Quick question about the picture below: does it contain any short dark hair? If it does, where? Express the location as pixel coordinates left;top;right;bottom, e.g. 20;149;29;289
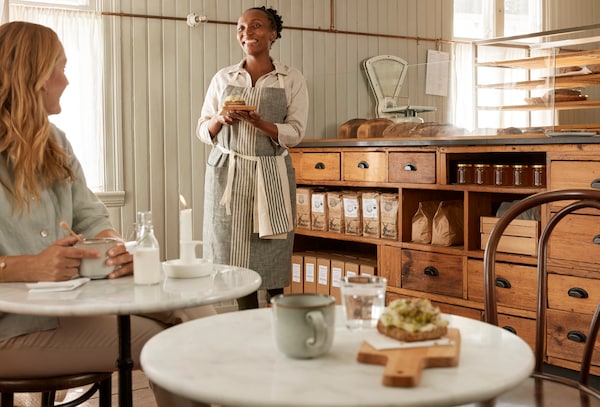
250;6;283;40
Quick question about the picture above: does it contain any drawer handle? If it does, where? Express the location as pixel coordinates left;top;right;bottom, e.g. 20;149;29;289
314;162;325;170
403;163;417;171
591;178;600;189
423;266;439;277
593;234;600;245
502;326;517;335
568;287;589;299
567;330;587;343
495;277;511;289
357;161;369;169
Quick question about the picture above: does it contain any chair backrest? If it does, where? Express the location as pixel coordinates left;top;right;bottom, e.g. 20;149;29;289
483;188;600;395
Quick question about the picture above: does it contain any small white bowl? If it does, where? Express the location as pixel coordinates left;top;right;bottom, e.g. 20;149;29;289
162;258;214;279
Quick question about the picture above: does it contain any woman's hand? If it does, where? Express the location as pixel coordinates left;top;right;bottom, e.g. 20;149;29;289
34;235;99;282
106;242;134;279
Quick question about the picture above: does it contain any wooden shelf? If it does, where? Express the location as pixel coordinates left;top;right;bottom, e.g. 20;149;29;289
477;73;600;90
477;49;600;70
478;99;600;111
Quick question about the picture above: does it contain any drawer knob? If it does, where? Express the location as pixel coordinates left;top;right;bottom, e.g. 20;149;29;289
591;178;600;189
593;234;600;245
567;287;589;299
314;162;325;170
495;277;511;289
502;326;517;335
403;163;417;171
567;330;587;343
357;161;369;169
423;266;439;277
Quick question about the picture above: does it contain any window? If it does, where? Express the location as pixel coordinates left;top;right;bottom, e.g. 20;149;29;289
453;0;542;40
450;0;543;132
9;0;106;191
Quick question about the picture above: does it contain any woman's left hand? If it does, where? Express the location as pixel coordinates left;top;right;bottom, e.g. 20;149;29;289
106;243;134;279
230;110;261;127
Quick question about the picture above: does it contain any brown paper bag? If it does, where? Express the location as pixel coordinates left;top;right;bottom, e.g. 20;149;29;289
431;200;464;246
411;200;440;243
380;193;398;240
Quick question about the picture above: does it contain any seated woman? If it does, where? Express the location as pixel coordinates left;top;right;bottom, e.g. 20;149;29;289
0;21;215;379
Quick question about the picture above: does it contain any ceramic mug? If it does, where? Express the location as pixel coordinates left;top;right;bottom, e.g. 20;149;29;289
271;293;336;359
74;238;119;279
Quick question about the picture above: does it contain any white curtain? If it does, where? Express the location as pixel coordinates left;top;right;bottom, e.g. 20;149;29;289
9;5;105;191
1;0;8;23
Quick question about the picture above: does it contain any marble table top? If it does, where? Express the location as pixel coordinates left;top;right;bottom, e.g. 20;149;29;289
0;264;261;316
141;306;535;407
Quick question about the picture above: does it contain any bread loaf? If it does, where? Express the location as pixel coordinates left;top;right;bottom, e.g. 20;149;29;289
338;118;367;139
408;122;466;137
382;122;419;138
356;118;394;139
543;88;587;103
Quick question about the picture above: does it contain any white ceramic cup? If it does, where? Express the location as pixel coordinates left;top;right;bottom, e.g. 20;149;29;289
340;275;387;330
271;293;336;359
74;238;119;279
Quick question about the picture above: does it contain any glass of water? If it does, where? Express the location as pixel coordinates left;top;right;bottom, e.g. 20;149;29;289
341;275;387;330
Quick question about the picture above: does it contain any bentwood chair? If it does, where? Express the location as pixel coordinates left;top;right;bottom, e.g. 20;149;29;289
0;372;112;407
481;188;600;406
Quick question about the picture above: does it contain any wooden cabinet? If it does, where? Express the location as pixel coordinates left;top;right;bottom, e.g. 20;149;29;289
291;135;600;372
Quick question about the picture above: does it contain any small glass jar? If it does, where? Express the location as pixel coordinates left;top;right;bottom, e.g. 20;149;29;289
512;164;532;187
457;163;474;184
474;164;492;185
493;164;511;186
531;164;546;187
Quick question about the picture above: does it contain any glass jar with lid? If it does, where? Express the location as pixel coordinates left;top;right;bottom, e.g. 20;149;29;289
512;164;532;187
531;164;546;187
493;164;511;186
457;163;474;184
474;164;492;185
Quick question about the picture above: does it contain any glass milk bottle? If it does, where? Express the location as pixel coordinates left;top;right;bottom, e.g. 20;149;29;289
133;211;161;285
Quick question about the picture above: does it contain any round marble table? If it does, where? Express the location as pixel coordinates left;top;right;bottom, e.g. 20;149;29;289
141;307;535;407
0;264;261;407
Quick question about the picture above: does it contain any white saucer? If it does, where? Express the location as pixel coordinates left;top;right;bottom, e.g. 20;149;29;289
162;259;214;278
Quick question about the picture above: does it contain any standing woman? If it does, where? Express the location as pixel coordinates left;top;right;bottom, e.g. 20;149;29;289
197;6;309;309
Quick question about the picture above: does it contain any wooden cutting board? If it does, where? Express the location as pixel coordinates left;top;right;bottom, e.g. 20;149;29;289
356;328;461;387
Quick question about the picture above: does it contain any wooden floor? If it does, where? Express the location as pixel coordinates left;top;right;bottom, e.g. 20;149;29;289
13;370;156;407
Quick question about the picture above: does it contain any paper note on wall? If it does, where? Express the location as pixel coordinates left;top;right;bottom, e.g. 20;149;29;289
425;49;450;97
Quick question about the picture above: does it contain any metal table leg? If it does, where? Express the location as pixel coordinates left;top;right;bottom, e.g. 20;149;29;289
117;315;133;407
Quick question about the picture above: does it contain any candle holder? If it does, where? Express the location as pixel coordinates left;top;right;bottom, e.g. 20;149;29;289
162;240;214;279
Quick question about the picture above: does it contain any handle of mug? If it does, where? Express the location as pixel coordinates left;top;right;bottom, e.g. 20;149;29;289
305;310;326;348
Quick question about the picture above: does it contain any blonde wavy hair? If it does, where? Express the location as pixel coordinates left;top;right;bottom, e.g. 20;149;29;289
0;21;74;213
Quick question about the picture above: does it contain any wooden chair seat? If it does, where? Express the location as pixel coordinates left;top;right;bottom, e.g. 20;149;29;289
0;372;112;407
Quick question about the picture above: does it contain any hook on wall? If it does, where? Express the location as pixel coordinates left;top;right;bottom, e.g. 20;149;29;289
187;13;207;28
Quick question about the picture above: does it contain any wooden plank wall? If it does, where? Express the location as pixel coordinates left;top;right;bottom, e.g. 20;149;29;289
102;0;454;260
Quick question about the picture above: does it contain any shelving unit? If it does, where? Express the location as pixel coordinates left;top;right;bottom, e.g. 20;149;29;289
290;135;600;374
474;23;600;131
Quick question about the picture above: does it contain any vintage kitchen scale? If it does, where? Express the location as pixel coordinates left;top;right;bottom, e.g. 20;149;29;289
363;54;436;123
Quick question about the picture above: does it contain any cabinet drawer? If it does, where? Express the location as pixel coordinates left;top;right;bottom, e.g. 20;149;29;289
498;313;535;351
550;160;600;191
548;213;600;265
548;274;600;315
298;153;340;181
388;152;436;184
343;152;387;182
547;309;600;366
467;259;537;312
401;250;463;298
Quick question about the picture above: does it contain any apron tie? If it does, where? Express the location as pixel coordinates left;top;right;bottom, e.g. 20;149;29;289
216;144;292;239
